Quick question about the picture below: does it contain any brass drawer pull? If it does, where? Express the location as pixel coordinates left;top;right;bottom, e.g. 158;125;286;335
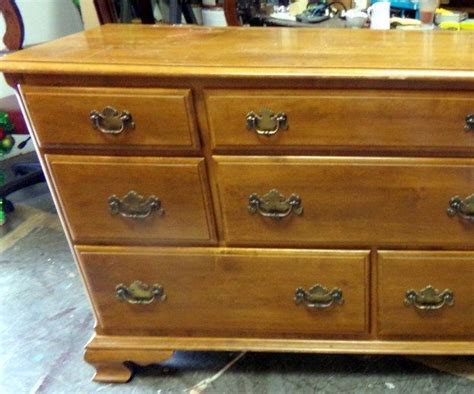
295;284;344;309
246;108;288;136
248;189;303;220
108;190;164;220
465;114;474;131
116;280;166;304
404;285;454;311
90;106;135;135
447;194;474;222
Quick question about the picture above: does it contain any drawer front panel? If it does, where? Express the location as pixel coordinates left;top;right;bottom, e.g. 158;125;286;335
76;247;369;337
22;86;199;150
215;156;474;247
377;251;474;338
46;155;215;244
206;89;474;152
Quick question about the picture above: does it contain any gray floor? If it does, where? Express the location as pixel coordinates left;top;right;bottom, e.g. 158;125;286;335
1;154;474;393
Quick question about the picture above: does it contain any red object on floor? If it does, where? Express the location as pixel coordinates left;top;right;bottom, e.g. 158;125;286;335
0;95;27;134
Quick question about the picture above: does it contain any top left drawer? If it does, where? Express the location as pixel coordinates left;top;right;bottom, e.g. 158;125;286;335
20;86;200;151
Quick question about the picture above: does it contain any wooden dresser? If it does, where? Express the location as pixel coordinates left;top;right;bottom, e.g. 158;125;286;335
2;25;474;383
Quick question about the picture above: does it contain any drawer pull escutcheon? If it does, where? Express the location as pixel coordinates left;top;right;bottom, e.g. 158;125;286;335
404;285;454;311
108;190;164;219
116;280;166;304
295;284;344;309
246;108;288;136
248;189;303;219
90;106;135;135
466;114;474;131
447;194;474;222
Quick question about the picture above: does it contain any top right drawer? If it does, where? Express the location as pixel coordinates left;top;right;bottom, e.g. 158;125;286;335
205;89;474;153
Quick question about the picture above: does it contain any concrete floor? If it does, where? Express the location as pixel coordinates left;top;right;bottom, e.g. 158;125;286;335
1;154;474;393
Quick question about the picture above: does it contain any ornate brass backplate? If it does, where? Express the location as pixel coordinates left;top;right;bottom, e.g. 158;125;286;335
108;190;164;220
295;284;344;309
246;108;288;136
447;194;474;222
115;280;166;304
248;189;303;220
465;114;474;131
90;106;135;135
404;285;454;311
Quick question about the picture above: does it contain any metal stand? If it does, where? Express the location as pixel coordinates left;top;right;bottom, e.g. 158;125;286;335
169;0;197;24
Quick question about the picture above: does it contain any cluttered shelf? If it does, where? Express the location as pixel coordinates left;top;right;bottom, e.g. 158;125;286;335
89;0;474;30
447;6;474;15
255;0;474;30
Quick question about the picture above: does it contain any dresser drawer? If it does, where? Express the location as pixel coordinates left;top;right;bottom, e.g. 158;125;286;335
377;251;474;338
205;89;474;153
46;155;215;245
76;246;369;337
22;86;199;151
215;156;474;248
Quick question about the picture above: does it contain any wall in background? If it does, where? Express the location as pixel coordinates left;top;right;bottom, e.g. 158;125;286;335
0;0;84;158
0;0;84;97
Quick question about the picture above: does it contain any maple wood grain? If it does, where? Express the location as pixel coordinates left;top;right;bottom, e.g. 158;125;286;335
0;25;473;80
45;155;216;245
206;89;474;154
215;156;474;248
21;86;199;151
88;333;474;355
377;251;474;338
76;246;369;337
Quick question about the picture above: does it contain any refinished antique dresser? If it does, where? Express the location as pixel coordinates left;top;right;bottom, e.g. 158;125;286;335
1;25;474;383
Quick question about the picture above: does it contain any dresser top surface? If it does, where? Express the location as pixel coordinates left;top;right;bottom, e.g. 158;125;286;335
1;24;473;79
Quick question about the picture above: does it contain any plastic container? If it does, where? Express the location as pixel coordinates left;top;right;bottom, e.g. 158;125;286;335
419;0;439;24
202;7;227;26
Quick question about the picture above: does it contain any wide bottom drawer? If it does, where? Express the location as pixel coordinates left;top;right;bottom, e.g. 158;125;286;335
377;251;474;338
76;247;369;337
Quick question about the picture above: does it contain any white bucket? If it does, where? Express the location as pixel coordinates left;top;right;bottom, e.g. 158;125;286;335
202;7;227;26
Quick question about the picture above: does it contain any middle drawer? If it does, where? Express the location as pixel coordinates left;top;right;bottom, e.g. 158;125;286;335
215;156;474;248
46;155;215;245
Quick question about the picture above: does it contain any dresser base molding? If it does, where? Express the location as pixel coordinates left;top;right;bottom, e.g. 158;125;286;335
85;334;474;382
85;342;174;383
84;361;133;383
